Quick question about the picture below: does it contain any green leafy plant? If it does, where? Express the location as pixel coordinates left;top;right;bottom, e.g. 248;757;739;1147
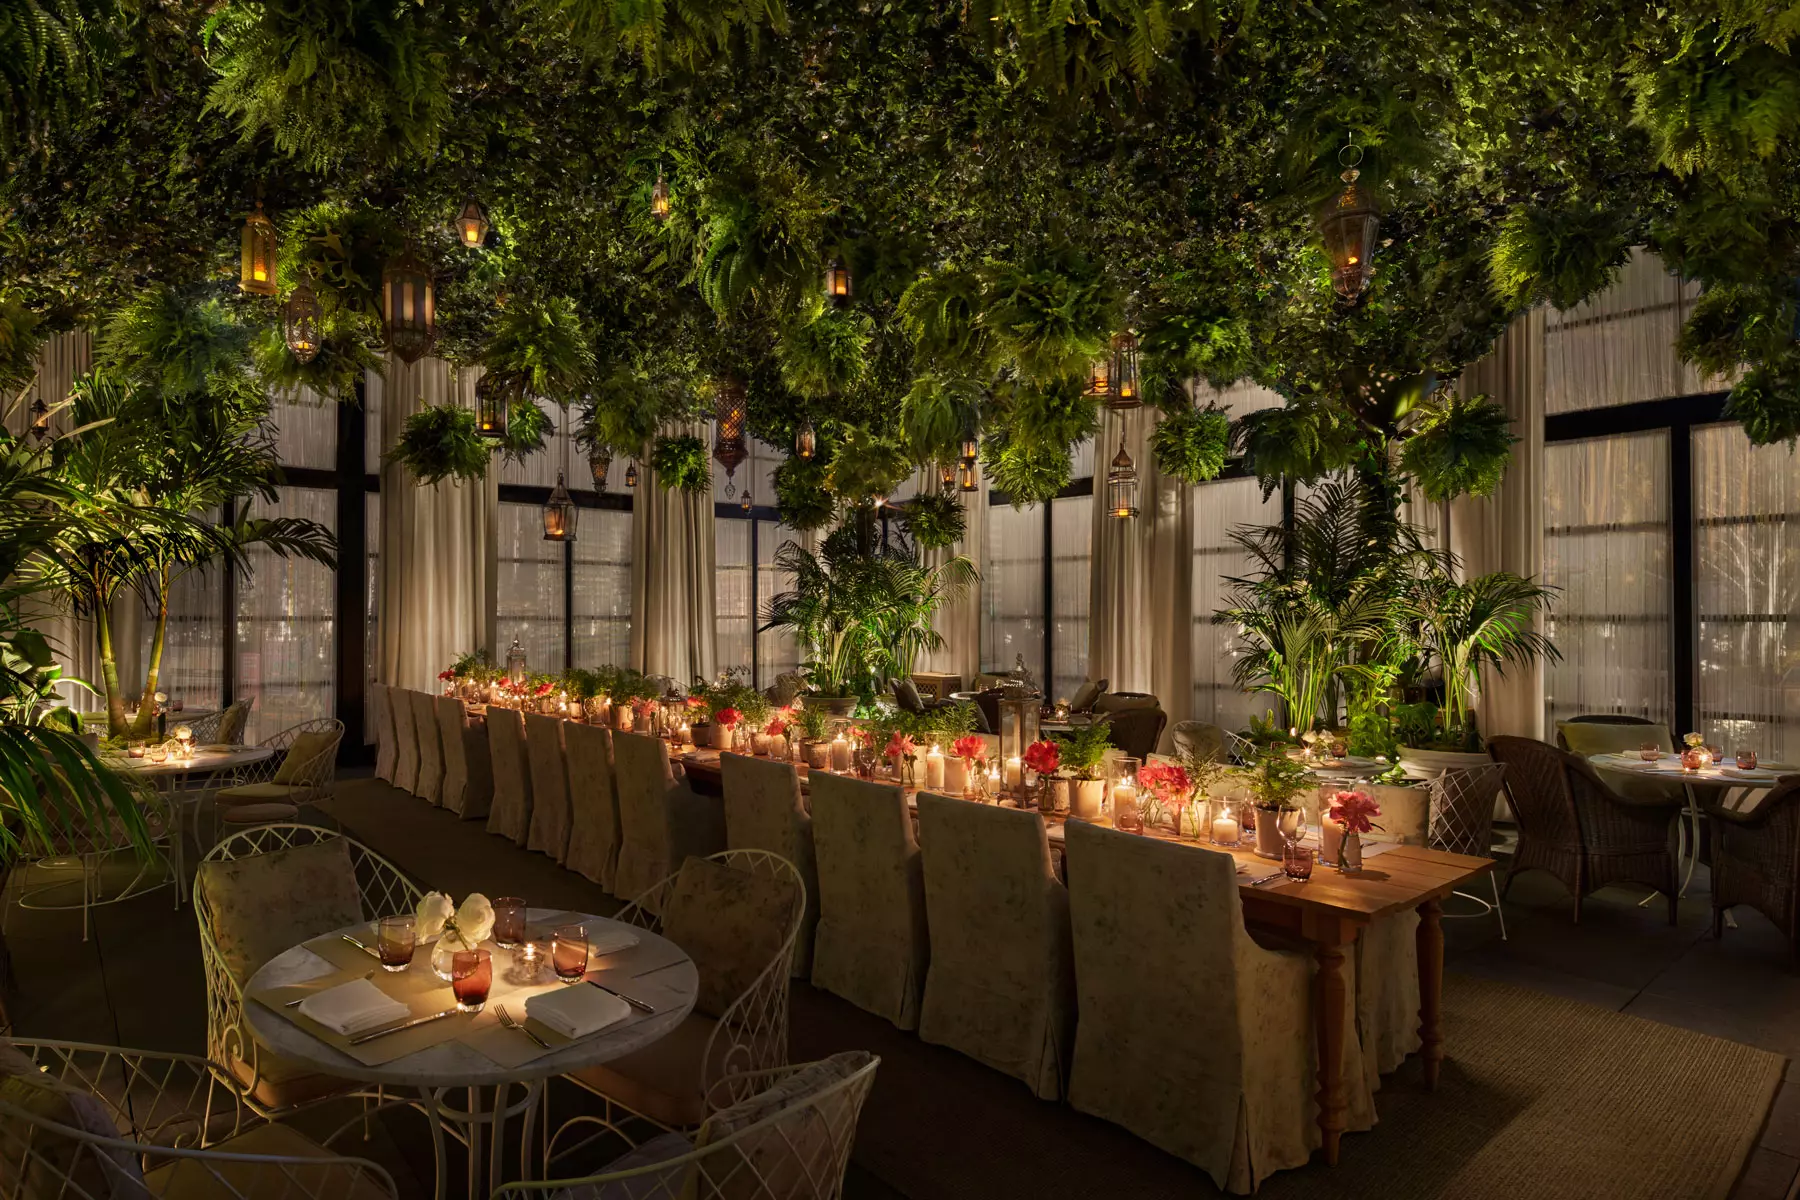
1723;353;1800;446
251;317;383;401
777;308;871;398
651;433;711;493
897;268;994;374
773;454;836;530
1397;568;1560;744
482;298;594;406
494;398;552;463
1245;745;1315;810
389;404;491;484
825;427;911;502
981;252;1119;384
899;372;982;461
1400;392;1518;501
1235;403;1362;490
1488;203;1634;309
1054;717;1113;779
901;492;966;549
0;295;47;394
979;428;1071;507
1150;404;1230;485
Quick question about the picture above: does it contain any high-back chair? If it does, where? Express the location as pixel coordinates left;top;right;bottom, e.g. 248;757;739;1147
1105;707;1167;761
188;697;254;748
410;689;444;805
565;849;806;1130
212;718;346;832
721;753;820;977
1062;822;1372;1194
613;732;727;911
1555;714;1668;752
194;823;421;1117
510;1054;878;1200
435;694;493;818
485;706;534;845
390;688;420;794
370;684;396;783
807;772;929;1030
563;721;622;890
524;711;574;863
1489;735;1684;924
1707;776;1800;954
1428;762;1510;939
914;792;1073;1100
0;1038;399;1199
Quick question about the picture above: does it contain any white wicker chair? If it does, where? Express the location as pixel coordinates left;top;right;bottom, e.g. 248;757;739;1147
562;848;807;1133
509;1056;878;1200
1427;762;1510;938
8;782;177;941
210;718;346;836
194;823;422;1118
0;1038;400;1199
186;697;255;746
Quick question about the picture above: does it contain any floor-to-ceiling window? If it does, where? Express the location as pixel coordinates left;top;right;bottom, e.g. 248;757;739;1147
236;486;338;743
979;440;1094;699
715;438;801;688
1190;475;1283;732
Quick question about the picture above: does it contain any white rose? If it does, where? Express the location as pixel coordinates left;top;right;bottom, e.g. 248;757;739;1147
454;893;494;945
415;891;453;940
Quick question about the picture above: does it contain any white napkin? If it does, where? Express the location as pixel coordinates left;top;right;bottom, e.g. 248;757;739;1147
588;927;639;957
297;979;409;1036
526;985;631;1039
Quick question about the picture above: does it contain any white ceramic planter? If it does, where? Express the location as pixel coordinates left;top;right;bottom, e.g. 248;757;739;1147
1070;779;1105;819
1396;746;1492;778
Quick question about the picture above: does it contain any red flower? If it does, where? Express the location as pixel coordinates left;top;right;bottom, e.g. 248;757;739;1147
634;698;657;715
1326;789;1382;834
952;735;987;763
715;707;741;728
438;669;454;681
1022;739;1060;776
1136;760;1191;803
764;718;788;737
885;733;916;759
687;696;707;709
534;680;554;696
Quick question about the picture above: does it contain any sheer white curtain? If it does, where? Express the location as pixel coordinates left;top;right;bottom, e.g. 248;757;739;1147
917;473;987;688
1087;406;1153;693
1190;476;1280;732
631;421;716;684
373;356;498;692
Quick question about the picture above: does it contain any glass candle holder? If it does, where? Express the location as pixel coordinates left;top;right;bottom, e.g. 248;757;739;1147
552;924;588;983
1111;758;1143;833
510;941;547;984
149;744;168;764
127;742;146;759
492;896;527;948
1209;799;1242;847
451;949;492;1012
376;914;416;972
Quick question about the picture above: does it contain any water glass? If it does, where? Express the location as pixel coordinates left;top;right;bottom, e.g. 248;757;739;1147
451;949;492;1012
1736;747;1759;771
1283;842;1314;881
376;914;416;972
553;924;588;983
492;897;527;948
1638;741;1661;763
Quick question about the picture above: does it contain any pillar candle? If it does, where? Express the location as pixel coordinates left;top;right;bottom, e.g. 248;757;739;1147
944;756;967;794
1211;814;1240;843
1111;779;1139;826
830;735;852;772
769;734;787;759
924;745;945;791
1004;756;1023;790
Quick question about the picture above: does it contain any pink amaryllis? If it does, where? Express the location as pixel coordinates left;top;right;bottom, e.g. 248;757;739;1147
1326;789;1383;834
885;733;917;759
1136;760;1191;803
952;735;987;763
1023;739;1060;776
534;680;554;696
764;718;788;737
715;707;742;728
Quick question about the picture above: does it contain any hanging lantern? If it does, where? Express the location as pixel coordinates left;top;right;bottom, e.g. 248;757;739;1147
625;460;639;489
650;172;671;222
475;373;512;440
959;434;978;467
1107;438;1139;519
27;398;50;442
239;202;277;296
1085;352;1111;398
282;282;322;364
1106;331;1142;409
795;421;816;460
824;257;852;308
740;489;753;513
939;461;955;488
454;197;491;249
381;246;436;364
1319;148;1380;300
958;433;979;492
713;376;749;497
588;445;611;492
543;471;577;542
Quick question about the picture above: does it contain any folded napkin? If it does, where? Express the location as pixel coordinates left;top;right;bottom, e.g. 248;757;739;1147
526;985;631;1039
1723;768;1776;780
297;978;409;1036
589;927;640;957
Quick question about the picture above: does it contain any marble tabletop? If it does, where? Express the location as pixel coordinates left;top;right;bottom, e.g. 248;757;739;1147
1587;751;1790;791
112;745;273;777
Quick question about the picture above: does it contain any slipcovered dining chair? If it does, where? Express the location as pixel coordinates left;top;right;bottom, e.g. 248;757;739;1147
1555;717;1684;804
721;753;820;977
1489;736;1685;923
524;711;573;863
807;772;929;1030
0;1038;400;1199
563;720;622;889
614;731;727;912
1707;776;1800;955
1062;821;1373;1195
212;719;345;833
514;1053;878;1200
370;684;396;784
390;688;420;795
914;792;1073;1100
485;706;534;845
434;694;493;818
194;823;422;1118
1105;707;1167;762
564;849;805;1131
409;689;444;805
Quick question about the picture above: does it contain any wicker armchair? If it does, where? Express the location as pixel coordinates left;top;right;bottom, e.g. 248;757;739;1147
187;698;255;747
1489;736;1684;924
0;1038;399;1199
1105;707;1167;761
1707;777;1800;955
211;718;346;834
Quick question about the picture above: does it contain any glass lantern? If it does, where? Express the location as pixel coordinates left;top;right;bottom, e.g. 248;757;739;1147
239;202;277;296
475;373;513;440
542;472;577;542
454;197;491;248
1106;331;1141;409
1319;160;1380;300
1106;438;1139;519
650;171;671;221
795;421;816;459
995;690;1040;804
282;282;322;363
381;246;436;364
588;445;611;492
824;257;852;307
505;638;528;687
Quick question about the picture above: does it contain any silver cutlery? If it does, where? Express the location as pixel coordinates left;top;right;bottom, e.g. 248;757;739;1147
340;933;380;959
588;979;657;1014
497;1004;550;1049
1249;870;1287;887
349;1007;459;1045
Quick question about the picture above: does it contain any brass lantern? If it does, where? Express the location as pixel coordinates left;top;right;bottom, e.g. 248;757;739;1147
1107;437;1139;519
588;445;611;491
1085;353;1111;398
505;637;528;685
1106;331;1142;409
454;197;490;248
713;377;749;496
381;246;435;364
543;471;577;542
740;489;753;513
282;282;322;363
939;461;955;488
824;257;852;308
1319;154;1380;300
996;684;1042;803
27;398;50;442
795;420;815;459
650;172;671;222
239;202;277;296
625;460;638;488
958;461;978;492
475;373;512;440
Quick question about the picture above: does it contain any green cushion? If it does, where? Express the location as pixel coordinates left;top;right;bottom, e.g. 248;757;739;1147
1558;721;1674;756
273;731;337;785
215;782;304;804
660;858;798;1020
198;839;363;988
0;1040;141;1197
216;702;249;746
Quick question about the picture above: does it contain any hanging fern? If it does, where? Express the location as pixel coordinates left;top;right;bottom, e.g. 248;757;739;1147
899;372;982;461
278;201;398;318
1150;404;1231;485
0;295;46;394
251;317;383;401
901;491;967;548
776;308;871;398
98;286;250;399
1677;283;1793;376
897;267;993;373
1723;354;1800;446
980;428;1070;508
651;432;711;492
482;298;593;406
1400;392;1518;501
1006;374;1102;451
389;404;490;484
981;251;1119;384
578;366;663;459
495;399;553;463
1236;403;1363;491
1138;310;1253;398
1489;204;1634;310
773;453;836;530
825;426;911;501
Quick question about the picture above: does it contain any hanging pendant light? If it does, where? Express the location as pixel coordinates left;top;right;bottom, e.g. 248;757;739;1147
650;171;671;222
1085;352;1111;398
239;201;277;296
588;445;611;492
1319;144;1380;300
282;281;322;363
1106;331;1142;409
939;461;955;488
543;471;577;542
475;373;512;440
713;376;749;498
1107;437;1139;519
454;197;491;249
625;460;639;489
958;432;979;492
27;398;50;442
824;257;852;308
740;489;753;513
381;246;436;364
795;420;816;460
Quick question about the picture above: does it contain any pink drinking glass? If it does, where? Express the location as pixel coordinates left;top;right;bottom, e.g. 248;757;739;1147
553;925;588;983
1737;747;1759;771
451;949;492;1012
492;897;527;948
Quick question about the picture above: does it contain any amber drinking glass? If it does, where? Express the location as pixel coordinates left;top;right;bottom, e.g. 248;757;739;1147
1638;741;1661;764
451;949;492;1012
493;897;527;948
1283;842;1314;881
1737;747;1759;771
553;925;588;983
376;914;416;972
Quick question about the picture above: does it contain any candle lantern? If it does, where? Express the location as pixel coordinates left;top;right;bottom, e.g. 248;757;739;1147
795;421;816;460
1319;148;1380;300
713;377;749;497
239;202;277;296
381;246;436;364
824;257;852;308
588;445;611;491
625;460;638;488
1111;757;1144;833
542;471;577;542
505;637;528;686
996;687;1041;803
27;398;50;442
1106;331;1141;409
475;373;513;440
454;197;491;248
282;282;322;363
650;171;671;221
1106;438;1139;519
1085;351;1111;398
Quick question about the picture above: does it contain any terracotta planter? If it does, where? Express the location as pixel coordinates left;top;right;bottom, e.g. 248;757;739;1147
1070;778;1105;820
804;740;831;769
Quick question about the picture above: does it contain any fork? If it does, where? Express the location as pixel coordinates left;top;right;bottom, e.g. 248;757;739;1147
496;1004;550;1050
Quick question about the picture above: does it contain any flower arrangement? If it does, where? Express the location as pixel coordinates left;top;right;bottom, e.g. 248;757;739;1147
1023;738;1060;776
1325;789;1383;834
417;891;495;977
715;707;742;728
884;732;917;759
764;716;788;738
952;734;987;765
1136;760;1191;804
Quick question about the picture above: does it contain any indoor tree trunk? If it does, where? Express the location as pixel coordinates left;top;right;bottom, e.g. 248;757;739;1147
127;570;170;740
95;605;127;738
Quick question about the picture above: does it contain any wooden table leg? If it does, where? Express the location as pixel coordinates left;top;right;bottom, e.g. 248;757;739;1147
1417;896;1445;1090
1313;940;1348;1165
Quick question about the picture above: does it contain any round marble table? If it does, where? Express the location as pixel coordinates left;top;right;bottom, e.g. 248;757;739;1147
113;745;274;905
245;909;697;1198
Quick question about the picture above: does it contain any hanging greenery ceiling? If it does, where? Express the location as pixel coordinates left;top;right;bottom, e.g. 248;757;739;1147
4;0;1800;504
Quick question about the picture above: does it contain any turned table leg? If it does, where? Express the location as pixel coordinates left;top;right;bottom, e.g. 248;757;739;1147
1417;897;1445;1090
1314;940;1349;1165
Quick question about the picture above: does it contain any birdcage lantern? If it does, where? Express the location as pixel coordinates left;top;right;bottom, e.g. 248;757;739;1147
543;471;577;542
454;197;491;249
650;172;671;222
381;246;436;364
795;421;816;460
1319;149;1380;300
1107;438;1139;519
239;202;277;296
475;373;513;440
740;489;753;513
282;282;322;364
625;461;638;489
713;377;749;496
1106;331;1142;409
824;257;852;308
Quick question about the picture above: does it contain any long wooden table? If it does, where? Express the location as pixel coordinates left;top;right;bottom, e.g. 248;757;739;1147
678;746;1492;1165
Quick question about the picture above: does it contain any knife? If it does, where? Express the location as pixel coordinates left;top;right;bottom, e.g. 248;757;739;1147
349;1007;461;1045
588;979;657;1015
1249;870;1287;887
340;933;380;959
